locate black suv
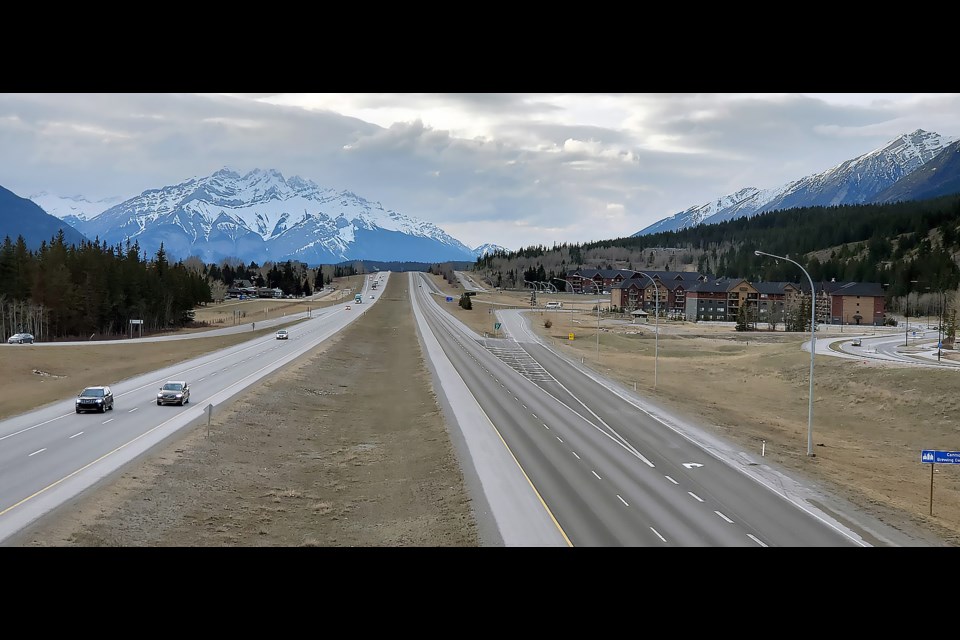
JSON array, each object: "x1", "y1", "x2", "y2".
[{"x1": 76, "y1": 386, "x2": 114, "y2": 413}]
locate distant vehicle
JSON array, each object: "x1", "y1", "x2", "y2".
[
  {"x1": 346, "y1": 305, "x2": 352, "y2": 310},
  {"x1": 545, "y1": 301, "x2": 563, "y2": 309},
  {"x1": 7, "y1": 332, "x2": 35, "y2": 344},
  {"x1": 355, "y1": 294, "x2": 363, "y2": 304},
  {"x1": 239, "y1": 295, "x2": 247, "y2": 300},
  {"x1": 76, "y1": 386, "x2": 114, "y2": 413},
  {"x1": 852, "y1": 338, "x2": 862, "y2": 347},
  {"x1": 157, "y1": 381, "x2": 190, "y2": 406},
  {"x1": 370, "y1": 295, "x2": 375, "y2": 299},
  {"x1": 276, "y1": 329, "x2": 289, "y2": 340}
]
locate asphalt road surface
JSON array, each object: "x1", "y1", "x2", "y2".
[{"x1": 410, "y1": 272, "x2": 877, "y2": 547}]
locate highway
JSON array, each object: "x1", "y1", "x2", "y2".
[
  {"x1": 0, "y1": 273, "x2": 389, "y2": 543},
  {"x1": 410, "y1": 272, "x2": 872, "y2": 547}
]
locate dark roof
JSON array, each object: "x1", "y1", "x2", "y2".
[
  {"x1": 752, "y1": 281, "x2": 801, "y2": 295},
  {"x1": 790, "y1": 281, "x2": 887, "y2": 296},
  {"x1": 686, "y1": 278, "x2": 750, "y2": 293},
  {"x1": 827, "y1": 281, "x2": 887, "y2": 296}
]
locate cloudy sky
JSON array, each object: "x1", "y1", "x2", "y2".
[{"x1": 2, "y1": 93, "x2": 959, "y2": 251}]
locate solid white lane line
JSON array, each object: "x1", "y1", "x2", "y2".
[
  {"x1": 715, "y1": 511, "x2": 734, "y2": 523},
  {"x1": 592, "y1": 470, "x2": 602, "y2": 480},
  {"x1": 665, "y1": 475, "x2": 678, "y2": 485},
  {"x1": 69, "y1": 432, "x2": 83, "y2": 438},
  {"x1": 572, "y1": 451, "x2": 581, "y2": 460},
  {"x1": 747, "y1": 534, "x2": 768, "y2": 547},
  {"x1": 688, "y1": 492, "x2": 704, "y2": 502},
  {"x1": 651, "y1": 527, "x2": 667, "y2": 543},
  {"x1": 29, "y1": 448, "x2": 46, "y2": 456},
  {"x1": 617, "y1": 494, "x2": 629, "y2": 506}
]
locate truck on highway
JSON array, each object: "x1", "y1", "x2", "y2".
[{"x1": 355, "y1": 294, "x2": 363, "y2": 304}]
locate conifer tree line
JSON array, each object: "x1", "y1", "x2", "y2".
[
  {"x1": 0, "y1": 230, "x2": 336, "y2": 341},
  {"x1": 474, "y1": 194, "x2": 960, "y2": 300}
]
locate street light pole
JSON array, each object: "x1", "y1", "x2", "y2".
[
  {"x1": 638, "y1": 272, "x2": 660, "y2": 389},
  {"x1": 755, "y1": 250, "x2": 816, "y2": 457}
]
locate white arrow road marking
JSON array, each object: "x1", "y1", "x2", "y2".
[{"x1": 682, "y1": 462, "x2": 704, "y2": 469}]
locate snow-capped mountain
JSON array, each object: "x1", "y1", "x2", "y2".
[
  {"x1": 72, "y1": 168, "x2": 477, "y2": 264},
  {"x1": 30, "y1": 192, "x2": 127, "y2": 227},
  {"x1": 633, "y1": 129, "x2": 957, "y2": 236},
  {"x1": 874, "y1": 138, "x2": 960, "y2": 204},
  {"x1": 0, "y1": 185, "x2": 89, "y2": 249},
  {"x1": 473, "y1": 243, "x2": 509, "y2": 257}
]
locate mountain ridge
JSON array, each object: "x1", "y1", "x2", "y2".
[
  {"x1": 634, "y1": 129, "x2": 958, "y2": 236},
  {"x1": 42, "y1": 168, "x2": 481, "y2": 265}
]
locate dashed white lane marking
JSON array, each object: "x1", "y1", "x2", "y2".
[
  {"x1": 102, "y1": 419, "x2": 114, "y2": 424},
  {"x1": 617, "y1": 494, "x2": 629, "y2": 506},
  {"x1": 543, "y1": 423, "x2": 550, "y2": 430},
  {"x1": 747, "y1": 534, "x2": 767, "y2": 547},
  {"x1": 688, "y1": 492, "x2": 704, "y2": 502},
  {"x1": 29, "y1": 448, "x2": 46, "y2": 456},
  {"x1": 651, "y1": 528, "x2": 667, "y2": 543},
  {"x1": 715, "y1": 511, "x2": 734, "y2": 523},
  {"x1": 572, "y1": 451, "x2": 581, "y2": 460},
  {"x1": 665, "y1": 476, "x2": 678, "y2": 485},
  {"x1": 128, "y1": 408, "x2": 138, "y2": 413},
  {"x1": 592, "y1": 470, "x2": 602, "y2": 480},
  {"x1": 69, "y1": 432, "x2": 83, "y2": 438},
  {"x1": 556, "y1": 436, "x2": 563, "y2": 443}
]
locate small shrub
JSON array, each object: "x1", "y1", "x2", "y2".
[{"x1": 544, "y1": 319, "x2": 553, "y2": 329}]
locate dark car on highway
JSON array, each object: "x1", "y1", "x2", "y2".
[
  {"x1": 157, "y1": 380, "x2": 190, "y2": 406},
  {"x1": 7, "y1": 332, "x2": 34, "y2": 344},
  {"x1": 76, "y1": 386, "x2": 114, "y2": 413}
]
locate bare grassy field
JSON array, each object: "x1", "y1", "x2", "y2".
[{"x1": 425, "y1": 273, "x2": 960, "y2": 544}]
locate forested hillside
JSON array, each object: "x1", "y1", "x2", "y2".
[{"x1": 474, "y1": 194, "x2": 960, "y2": 300}]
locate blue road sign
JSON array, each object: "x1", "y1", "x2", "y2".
[{"x1": 921, "y1": 450, "x2": 960, "y2": 464}]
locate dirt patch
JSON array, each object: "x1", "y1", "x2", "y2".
[{"x1": 7, "y1": 276, "x2": 480, "y2": 547}]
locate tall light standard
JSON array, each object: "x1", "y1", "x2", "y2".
[
  {"x1": 583, "y1": 279, "x2": 602, "y2": 361},
  {"x1": 755, "y1": 250, "x2": 816, "y2": 457},
  {"x1": 637, "y1": 272, "x2": 660, "y2": 389}
]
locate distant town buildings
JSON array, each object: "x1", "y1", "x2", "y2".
[{"x1": 564, "y1": 268, "x2": 887, "y2": 326}]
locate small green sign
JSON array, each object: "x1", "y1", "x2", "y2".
[{"x1": 494, "y1": 322, "x2": 501, "y2": 330}]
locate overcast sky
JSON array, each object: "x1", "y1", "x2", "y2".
[{"x1": 2, "y1": 93, "x2": 959, "y2": 251}]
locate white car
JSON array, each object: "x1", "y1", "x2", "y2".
[{"x1": 276, "y1": 329, "x2": 289, "y2": 340}]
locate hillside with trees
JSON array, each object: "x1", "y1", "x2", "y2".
[{"x1": 473, "y1": 194, "x2": 960, "y2": 307}]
